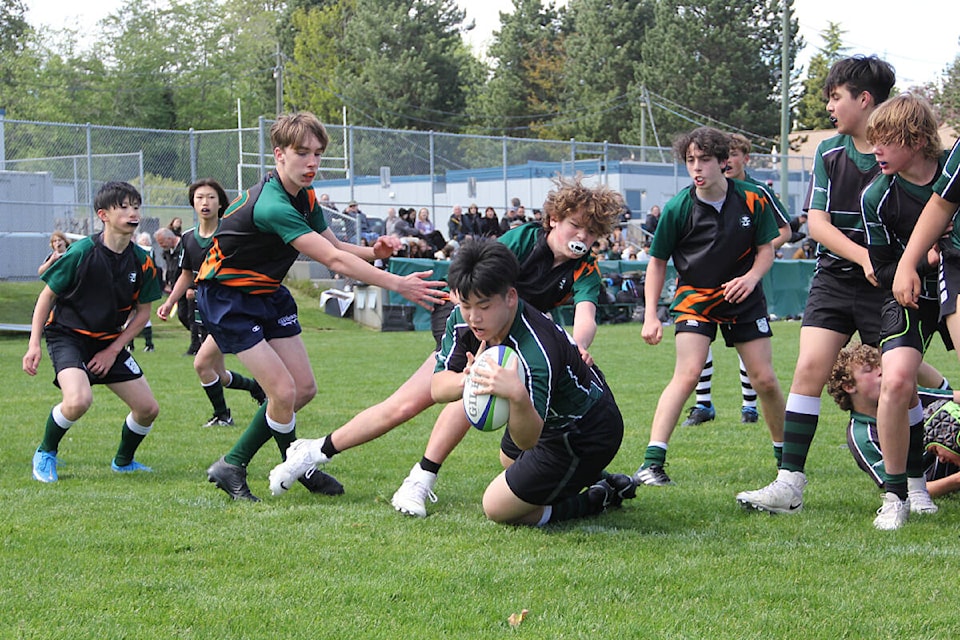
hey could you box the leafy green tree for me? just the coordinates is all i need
[936,48,960,129]
[640,0,801,142]
[286,0,354,123]
[552,0,654,144]
[332,0,481,131]
[0,0,32,112]
[468,0,568,138]
[795,21,847,130]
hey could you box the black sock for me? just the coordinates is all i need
[321,434,340,459]
[419,457,441,474]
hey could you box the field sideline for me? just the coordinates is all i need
[1,281,957,638]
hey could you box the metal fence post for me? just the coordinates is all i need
[429,130,435,221]
[348,125,355,202]
[502,136,508,211]
[0,108,5,171]
[258,116,267,177]
[189,128,197,183]
[86,123,94,231]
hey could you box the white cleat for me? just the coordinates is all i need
[391,464,438,517]
[268,438,330,496]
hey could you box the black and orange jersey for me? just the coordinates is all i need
[41,233,161,341]
[650,179,779,323]
[498,221,602,311]
[179,223,217,283]
[197,171,328,294]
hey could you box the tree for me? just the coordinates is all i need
[0,0,31,111]
[794,22,847,130]
[935,46,960,130]
[551,0,654,144]
[286,0,354,123]
[640,0,801,144]
[468,0,568,138]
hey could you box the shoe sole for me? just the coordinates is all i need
[736,497,802,514]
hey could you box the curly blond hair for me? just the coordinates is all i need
[541,174,624,239]
[828,343,880,412]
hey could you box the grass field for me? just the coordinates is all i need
[1,281,958,638]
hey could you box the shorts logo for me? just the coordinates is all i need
[756,317,769,333]
[684,319,700,327]
[278,314,298,327]
[125,356,141,375]
[252,325,262,333]
[740,216,752,228]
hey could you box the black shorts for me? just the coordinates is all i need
[196,283,301,354]
[44,325,144,387]
[939,255,960,320]
[500,387,623,505]
[801,269,884,346]
[674,315,773,347]
[879,295,941,355]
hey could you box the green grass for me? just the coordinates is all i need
[2,286,958,638]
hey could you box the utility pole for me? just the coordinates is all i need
[274,43,284,116]
[780,1,791,207]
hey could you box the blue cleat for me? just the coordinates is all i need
[741,406,759,423]
[111,460,153,473]
[32,448,59,483]
[681,404,716,426]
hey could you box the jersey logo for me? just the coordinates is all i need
[740,215,752,228]
[128,271,137,283]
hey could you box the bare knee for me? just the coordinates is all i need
[134,399,160,425]
[293,379,317,411]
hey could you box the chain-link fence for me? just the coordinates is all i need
[0,114,815,281]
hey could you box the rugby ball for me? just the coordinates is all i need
[462,345,526,432]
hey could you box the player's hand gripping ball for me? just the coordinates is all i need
[462,345,526,432]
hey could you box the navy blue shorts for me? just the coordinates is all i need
[196,283,301,354]
[44,325,144,387]
[500,387,623,506]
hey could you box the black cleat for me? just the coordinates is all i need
[298,468,345,496]
[207,457,260,502]
[250,383,267,406]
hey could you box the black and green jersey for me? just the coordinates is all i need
[436,300,606,431]
[862,152,948,297]
[498,221,601,310]
[197,171,328,294]
[649,179,779,322]
[934,139,960,251]
[41,233,162,340]
[804,134,880,275]
[179,224,217,281]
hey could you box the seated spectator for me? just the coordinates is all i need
[393,208,422,239]
[791,238,816,260]
[463,203,482,238]
[38,231,71,276]
[480,206,501,237]
[789,213,808,243]
[499,206,526,234]
[415,208,434,236]
[319,193,338,211]
[168,217,183,237]
[384,207,400,236]
[448,205,466,242]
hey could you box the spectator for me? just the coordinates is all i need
[463,203,481,238]
[383,207,399,236]
[345,200,377,245]
[319,193,338,211]
[37,231,71,276]
[448,205,466,242]
[642,205,660,237]
[789,213,809,243]
[499,206,526,235]
[168,217,183,237]
[415,207,434,236]
[393,208,421,239]
[480,206,502,237]
[154,227,191,334]
[792,238,816,260]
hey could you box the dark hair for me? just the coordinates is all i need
[94,181,141,211]
[823,55,896,105]
[672,127,731,164]
[188,178,230,217]
[447,239,518,300]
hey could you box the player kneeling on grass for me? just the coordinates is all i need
[22,181,161,482]
[831,343,960,501]
[436,242,635,524]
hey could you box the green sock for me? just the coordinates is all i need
[225,403,271,467]
[274,426,297,460]
[643,445,667,468]
[202,378,230,416]
[114,423,146,467]
[39,410,69,453]
[781,413,818,473]
[548,489,604,523]
[225,370,258,393]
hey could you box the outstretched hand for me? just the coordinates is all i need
[398,270,447,310]
[373,235,402,260]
